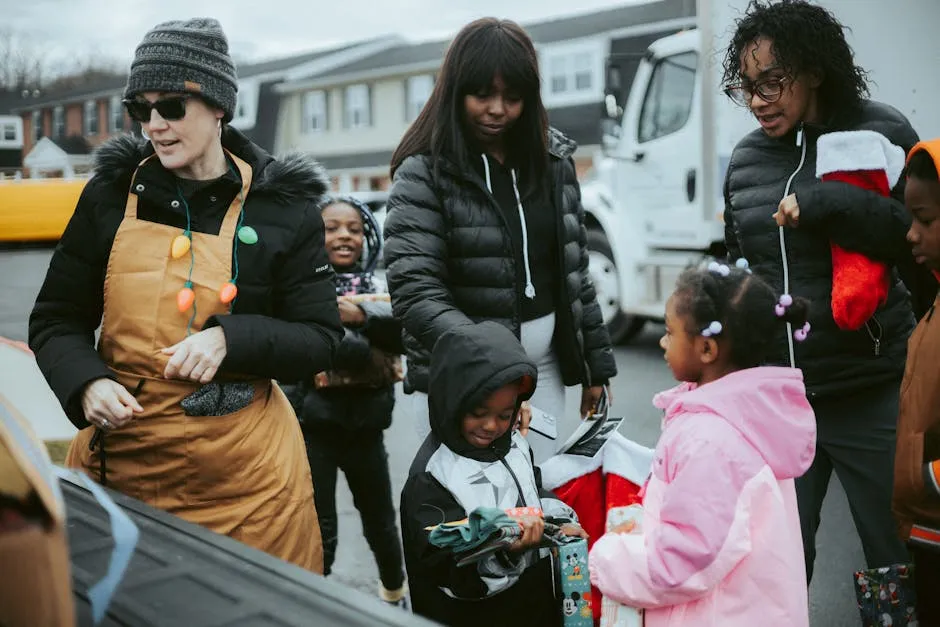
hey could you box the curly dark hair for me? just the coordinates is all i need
[673,264,810,369]
[721,0,869,114]
[906,149,939,182]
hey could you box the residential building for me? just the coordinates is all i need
[274,0,696,191]
[11,37,401,177]
[0,90,26,177]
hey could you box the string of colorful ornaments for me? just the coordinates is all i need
[169,167,255,334]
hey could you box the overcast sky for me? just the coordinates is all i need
[7,0,644,73]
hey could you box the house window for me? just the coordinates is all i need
[574,53,593,90]
[637,52,697,144]
[31,110,42,141]
[302,90,327,133]
[110,95,124,133]
[405,75,433,122]
[3,124,15,141]
[344,84,371,129]
[84,99,99,135]
[52,106,64,138]
[549,57,568,94]
[547,49,597,96]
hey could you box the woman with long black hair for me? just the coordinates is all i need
[383,17,617,464]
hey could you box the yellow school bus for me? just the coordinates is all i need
[0,178,88,242]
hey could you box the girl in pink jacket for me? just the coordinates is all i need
[590,262,816,627]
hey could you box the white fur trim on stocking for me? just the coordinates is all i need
[816,129,906,188]
[539,452,603,491]
[602,432,655,486]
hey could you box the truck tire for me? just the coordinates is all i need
[586,229,646,344]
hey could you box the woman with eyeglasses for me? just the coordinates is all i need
[720,1,934,584]
[28,18,342,573]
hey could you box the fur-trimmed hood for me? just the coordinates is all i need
[92,126,328,205]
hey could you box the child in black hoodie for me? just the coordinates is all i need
[400,321,587,626]
[283,195,407,607]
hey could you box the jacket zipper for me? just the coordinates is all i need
[780,124,808,368]
[466,169,526,331]
[864,316,883,356]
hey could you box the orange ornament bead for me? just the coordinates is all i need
[177,286,195,312]
[170,233,191,259]
[219,282,238,304]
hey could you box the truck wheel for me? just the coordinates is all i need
[586,229,646,344]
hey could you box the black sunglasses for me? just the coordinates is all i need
[123,95,192,123]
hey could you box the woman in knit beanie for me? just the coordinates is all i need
[28,17,342,574]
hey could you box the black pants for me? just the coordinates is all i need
[797,380,910,582]
[304,425,405,590]
[914,547,940,626]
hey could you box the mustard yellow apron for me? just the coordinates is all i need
[66,153,322,573]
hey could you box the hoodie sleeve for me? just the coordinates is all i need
[589,420,768,609]
[401,471,529,599]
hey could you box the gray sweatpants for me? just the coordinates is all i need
[796,379,910,582]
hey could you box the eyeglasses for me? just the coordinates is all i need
[723,76,790,107]
[123,95,192,123]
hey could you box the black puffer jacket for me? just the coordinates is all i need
[383,128,617,393]
[29,127,343,428]
[724,100,932,399]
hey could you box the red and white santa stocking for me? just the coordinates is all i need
[816,130,906,331]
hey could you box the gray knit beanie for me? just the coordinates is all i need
[125,18,238,122]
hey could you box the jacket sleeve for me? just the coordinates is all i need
[359,299,404,354]
[589,426,766,609]
[799,117,920,266]
[383,156,474,353]
[28,178,116,429]
[563,157,617,385]
[210,202,343,382]
[401,471,528,599]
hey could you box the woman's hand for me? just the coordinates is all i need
[560,523,589,540]
[773,193,800,228]
[162,327,227,383]
[508,514,545,551]
[580,385,612,418]
[81,378,143,429]
[515,401,532,437]
[337,297,366,327]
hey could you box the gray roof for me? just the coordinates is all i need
[237,39,382,78]
[11,38,388,112]
[295,0,695,80]
[11,73,128,112]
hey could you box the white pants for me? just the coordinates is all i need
[410,313,568,464]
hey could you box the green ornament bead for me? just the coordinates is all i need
[237,226,258,245]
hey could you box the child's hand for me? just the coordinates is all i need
[611,520,638,535]
[515,401,532,436]
[559,523,589,540]
[508,514,544,551]
[337,297,366,327]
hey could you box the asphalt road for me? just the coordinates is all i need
[0,246,864,625]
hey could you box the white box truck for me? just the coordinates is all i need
[583,0,940,343]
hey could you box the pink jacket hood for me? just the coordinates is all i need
[653,367,816,480]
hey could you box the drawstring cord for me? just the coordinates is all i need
[481,154,536,299]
